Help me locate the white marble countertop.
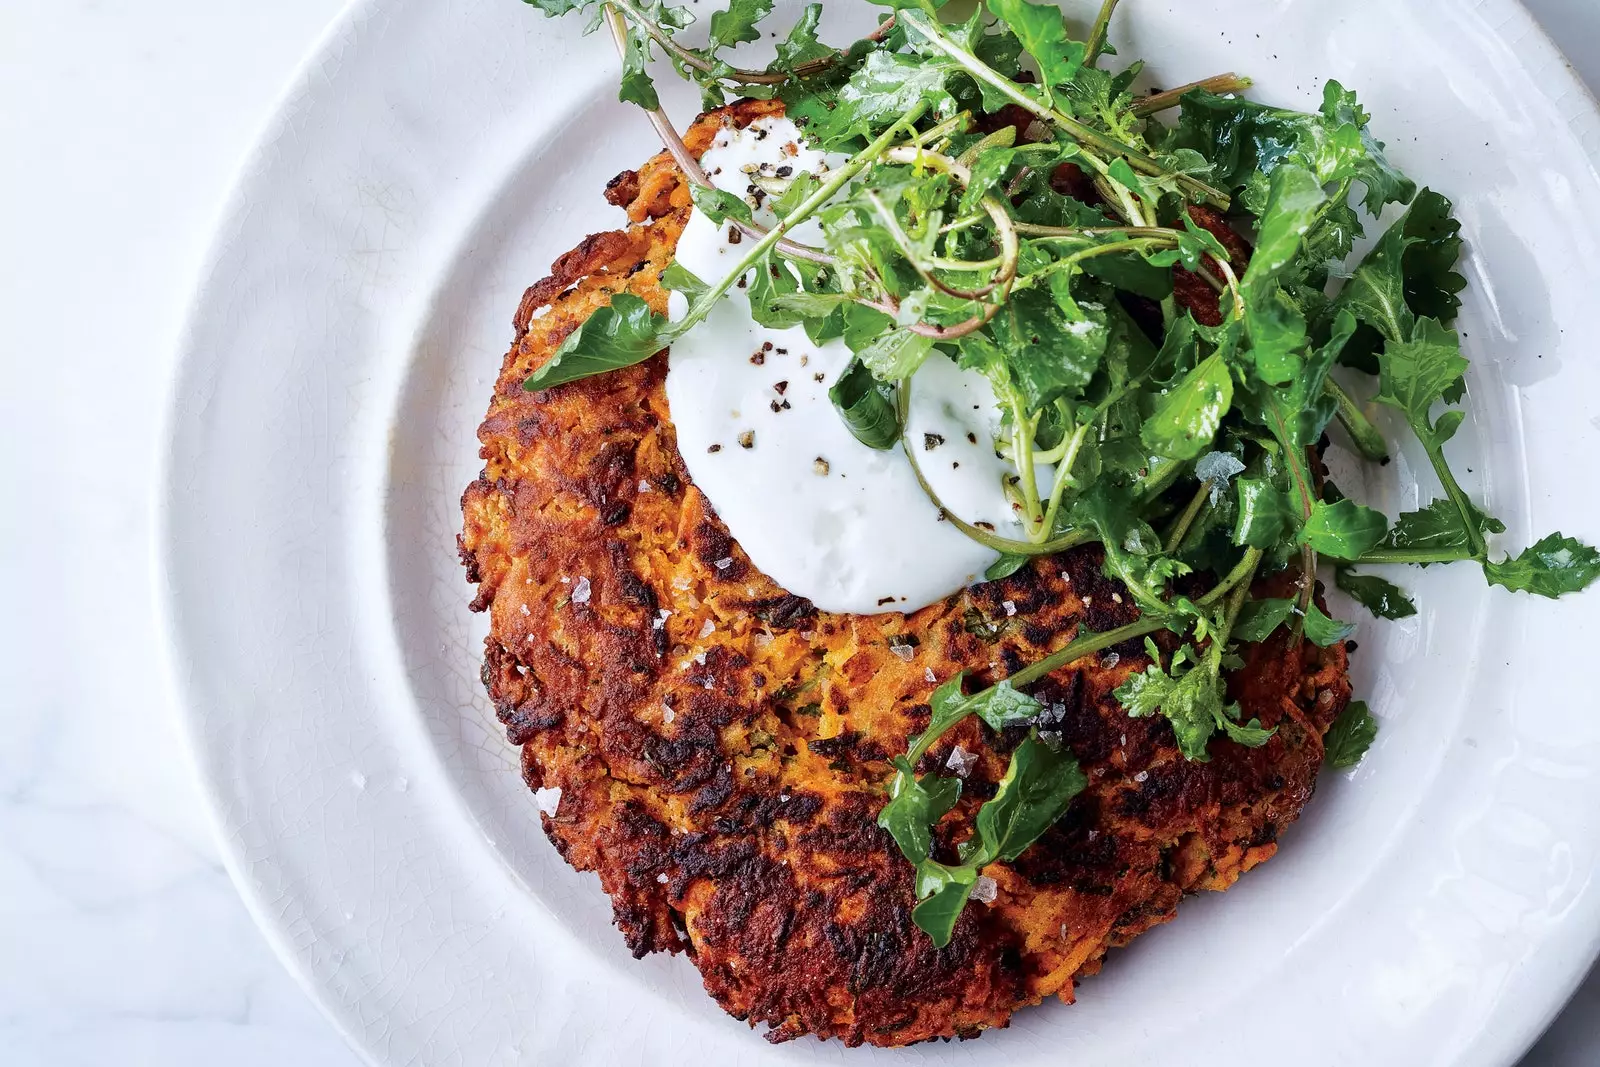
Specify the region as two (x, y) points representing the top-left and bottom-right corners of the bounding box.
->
(4, 1), (1599, 1063)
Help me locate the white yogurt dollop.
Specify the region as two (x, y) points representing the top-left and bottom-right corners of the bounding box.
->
(665, 116), (1036, 615)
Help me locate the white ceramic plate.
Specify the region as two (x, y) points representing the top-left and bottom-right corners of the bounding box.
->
(160, 1), (1600, 1063)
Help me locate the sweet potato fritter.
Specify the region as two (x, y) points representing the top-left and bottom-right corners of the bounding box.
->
(458, 99), (1353, 1047)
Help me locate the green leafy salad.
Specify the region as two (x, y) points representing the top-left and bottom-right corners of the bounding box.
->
(519, 0), (1600, 945)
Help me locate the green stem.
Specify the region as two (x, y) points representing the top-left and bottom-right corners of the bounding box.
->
(672, 103), (930, 337)
(1084, 0), (1121, 65)
(1356, 546), (1477, 566)
(1163, 480), (1214, 554)
(1327, 378), (1389, 462)
(897, 10), (1230, 209)
(1132, 74), (1253, 116)
(1426, 443), (1488, 560)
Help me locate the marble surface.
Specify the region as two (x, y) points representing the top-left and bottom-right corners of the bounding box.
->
(2, 1), (1598, 1064)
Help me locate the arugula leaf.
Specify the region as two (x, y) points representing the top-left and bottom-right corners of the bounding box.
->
(1242, 165), (1328, 294)
(879, 766), (962, 866)
(971, 734), (1086, 862)
(660, 261), (709, 301)
(829, 357), (901, 450)
(821, 50), (955, 146)
(966, 681), (1043, 731)
(618, 19), (660, 110)
(1300, 499), (1389, 561)
(523, 292), (670, 390)
(1302, 603), (1357, 646)
(1336, 190), (1466, 371)
(1232, 598), (1295, 643)
(1317, 81), (1416, 214)
(910, 733), (1087, 947)
(1233, 477), (1298, 549)
(708, 0), (773, 50)
(1335, 567), (1418, 619)
(1378, 499), (1504, 555)
(910, 862), (979, 947)
(982, 0), (1084, 92)
(1141, 352), (1233, 461)
(987, 289), (1108, 409)
(1483, 534), (1600, 598)
(856, 327), (934, 379)
(1374, 317), (1467, 448)
(1324, 700), (1378, 769)
(768, 3), (835, 70)
(690, 183), (754, 225)
(986, 553), (1030, 581)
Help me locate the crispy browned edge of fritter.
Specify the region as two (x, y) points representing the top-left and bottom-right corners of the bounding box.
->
(458, 98), (1354, 1048)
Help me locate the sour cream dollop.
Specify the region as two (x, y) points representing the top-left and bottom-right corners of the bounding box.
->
(665, 116), (1037, 615)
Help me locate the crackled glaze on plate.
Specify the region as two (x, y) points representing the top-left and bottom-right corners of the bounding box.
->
(161, 1), (1600, 1063)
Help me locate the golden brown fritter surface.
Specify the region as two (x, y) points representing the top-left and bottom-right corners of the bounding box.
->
(458, 99), (1352, 1047)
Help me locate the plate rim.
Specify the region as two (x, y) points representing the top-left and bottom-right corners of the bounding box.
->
(155, 2), (1600, 1064)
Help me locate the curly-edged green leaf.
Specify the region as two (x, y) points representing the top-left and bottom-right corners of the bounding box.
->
(521, 0), (593, 17)
(1232, 597), (1295, 643)
(523, 292), (671, 390)
(618, 21), (660, 110)
(1375, 317), (1467, 446)
(1300, 499), (1389, 560)
(988, 288), (1108, 409)
(971, 734), (1087, 863)
(1116, 659), (1265, 762)
(1291, 310), (1358, 447)
(821, 50), (955, 146)
(828, 357), (901, 451)
(855, 327), (934, 380)
(767, 3), (835, 69)
(1335, 567), (1418, 619)
(1166, 87), (1413, 215)
(1303, 603), (1357, 647)
(1141, 352), (1233, 461)
(1399, 189), (1467, 324)
(966, 681), (1042, 731)
(708, 0), (773, 50)
(1325, 699), (1378, 769)
(1242, 165), (1328, 294)
(660, 261), (709, 301)
(1319, 81), (1416, 214)
(1483, 533), (1600, 598)
(690, 183), (754, 225)
(983, 0), (1085, 90)
(878, 767), (962, 866)
(1378, 499), (1504, 556)
(1233, 477), (1298, 548)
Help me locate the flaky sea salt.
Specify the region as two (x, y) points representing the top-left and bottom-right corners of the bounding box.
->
(534, 786), (562, 816)
(714, 557), (734, 571)
(663, 705), (675, 723)
(639, 479), (652, 493)
(946, 745), (979, 778)
(969, 876), (998, 904)
(657, 872), (669, 883)
(1002, 600), (1017, 617)
(1101, 652), (1120, 668)
(1134, 770), (1149, 783)
(890, 642), (914, 662)
(520, 603), (530, 616)
(571, 576), (591, 604)
(753, 628), (775, 649)
(925, 667), (937, 683)
(699, 618), (716, 639)
(1195, 451), (1246, 503)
